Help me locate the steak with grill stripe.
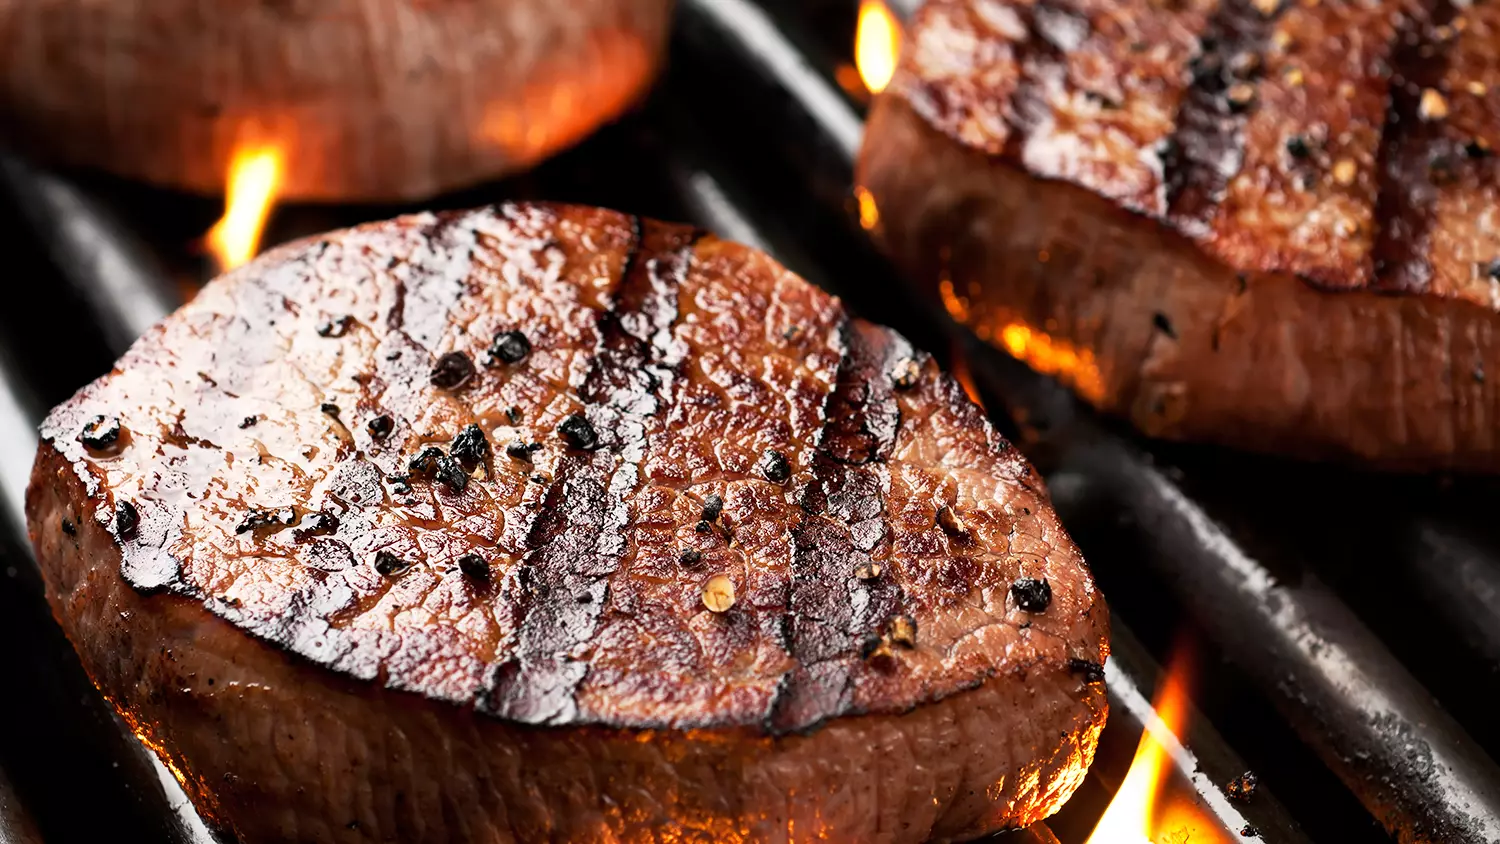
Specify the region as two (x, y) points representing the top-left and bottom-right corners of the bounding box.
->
(26, 203), (1108, 842)
(858, 0), (1500, 470)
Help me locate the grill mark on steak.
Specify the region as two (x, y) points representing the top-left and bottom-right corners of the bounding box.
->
(1001, 0), (1085, 161)
(482, 218), (701, 724)
(767, 321), (909, 733)
(1162, 0), (1278, 232)
(1369, 0), (1460, 295)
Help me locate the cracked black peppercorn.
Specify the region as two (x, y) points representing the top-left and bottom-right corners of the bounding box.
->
(557, 413), (599, 450)
(678, 549), (702, 567)
(1011, 577), (1053, 612)
(435, 455), (469, 493)
(80, 415), (121, 450)
(374, 551), (411, 576)
(1068, 658), (1106, 684)
(367, 415), (394, 440)
(236, 507), (298, 534)
(239, 416), (258, 429)
(114, 501), (139, 537)
(430, 352), (476, 390)
(458, 553), (490, 580)
(505, 441), (540, 461)
(700, 494), (724, 523)
(450, 424), (490, 466)
(60, 517), (75, 536)
(408, 447), (444, 476)
(488, 331), (531, 365)
(759, 449), (791, 483)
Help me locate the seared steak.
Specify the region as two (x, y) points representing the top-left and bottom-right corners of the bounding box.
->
(26, 203), (1107, 842)
(859, 0), (1500, 470)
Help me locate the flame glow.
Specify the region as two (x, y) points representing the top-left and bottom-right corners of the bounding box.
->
(856, 0), (901, 95)
(949, 342), (986, 411)
(855, 186), (881, 230)
(206, 145), (283, 271)
(997, 321), (1106, 404)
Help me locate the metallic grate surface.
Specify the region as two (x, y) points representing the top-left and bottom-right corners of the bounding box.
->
(0, 2), (1494, 842)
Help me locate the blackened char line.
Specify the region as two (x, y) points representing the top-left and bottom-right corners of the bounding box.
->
(481, 218), (702, 724)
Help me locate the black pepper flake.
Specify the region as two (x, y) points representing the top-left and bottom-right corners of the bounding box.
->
(1285, 135), (1311, 160)
(701, 494), (724, 523)
(487, 331), (532, 365)
(320, 403), (340, 417)
(430, 352), (476, 390)
(1068, 658), (1106, 684)
(1011, 577), (1053, 612)
(1152, 312), (1177, 339)
(60, 517), (76, 536)
(435, 455), (469, 493)
(505, 441), (541, 462)
(678, 549), (703, 567)
(296, 511), (339, 540)
(1467, 138), (1491, 159)
(374, 551), (411, 577)
(458, 553), (490, 580)
(557, 413), (599, 450)
(236, 507), (298, 534)
(317, 316), (353, 338)
(529, 474), (548, 484)
(114, 501), (139, 538)
(1224, 771), (1259, 802)
(695, 520), (713, 534)
(450, 423), (490, 466)
(367, 415), (394, 440)
(239, 416), (258, 429)
(1241, 825), (1260, 838)
(890, 357), (921, 390)
(576, 591), (593, 604)
(759, 449), (791, 484)
(387, 474), (413, 496)
(80, 415), (122, 450)
(408, 447), (445, 477)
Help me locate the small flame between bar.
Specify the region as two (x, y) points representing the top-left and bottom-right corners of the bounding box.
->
(855, 0), (901, 95)
(206, 144), (283, 272)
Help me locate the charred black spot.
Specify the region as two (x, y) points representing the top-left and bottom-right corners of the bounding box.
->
(1466, 138), (1491, 159)
(701, 494), (724, 523)
(1152, 312), (1177, 339)
(1011, 577), (1053, 612)
(487, 331), (532, 365)
(557, 413), (599, 450)
(435, 455), (468, 493)
(374, 551), (412, 576)
(79, 415), (122, 451)
(1068, 658), (1106, 685)
(1224, 770), (1259, 802)
(236, 507), (298, 535)
(458, 553), (490, 580)
(430, 352), (476, 390)
(1285, 135), (1311, 160)
(450, 423), (490, 466)
(114, 501), (139, 538)
(367, 415), (394, 440)
(695, 520), (713, 535)
(759, 449), (791, 484)
(60, 517), (75, 536)
(1241, 825), (1261, 838)
(678, 549), (703, 567)
(293, 510), (339, 541)
(408, 447), (444, 476)
(239, 416), (258, 429)
(317, 316), (353, 337)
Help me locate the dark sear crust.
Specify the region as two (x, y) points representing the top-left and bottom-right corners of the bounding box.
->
(28, 203), (1106, 841)
(861, 0), (1500, 470)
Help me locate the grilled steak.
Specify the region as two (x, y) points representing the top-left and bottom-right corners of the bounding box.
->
(859, 0), (1500, 470)
(0, 0), (672, 200)
(26, 203), (1107, 842)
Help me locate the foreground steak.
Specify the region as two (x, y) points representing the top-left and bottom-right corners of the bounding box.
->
(859, 0), (1500, 470)
(26, 203), (1107, 842)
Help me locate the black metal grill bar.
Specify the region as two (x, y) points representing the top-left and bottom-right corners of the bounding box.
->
(669, 0), (1500, 840)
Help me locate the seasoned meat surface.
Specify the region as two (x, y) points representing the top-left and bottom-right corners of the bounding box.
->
(28, 203), (1107, 842)
(860, 0), (1500, 469)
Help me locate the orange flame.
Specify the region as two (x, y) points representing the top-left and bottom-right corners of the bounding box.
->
(1087, 650), (1234, 844)
(997, 321), (1106, 404)
(856, 0), (901, 95)
(855, 186), (881, 231)
(949, 342), (985, 411)
(206, 144), (283, 272)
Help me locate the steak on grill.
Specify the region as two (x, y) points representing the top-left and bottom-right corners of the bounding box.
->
(859, 0), (1500, 470)
(26, 203), (1108, 842)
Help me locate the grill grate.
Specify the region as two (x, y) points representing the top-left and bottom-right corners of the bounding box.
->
(0, 1), (1496, 842)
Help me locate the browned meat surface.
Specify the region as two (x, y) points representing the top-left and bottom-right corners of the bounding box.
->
(0, 0), (672, 200)
(859, 0), (1500, 470)
(26, 203), (1108, 842)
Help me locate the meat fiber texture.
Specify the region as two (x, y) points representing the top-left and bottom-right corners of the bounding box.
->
(27, 203), (1107, 842)
(859, 0), (1500, 470)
